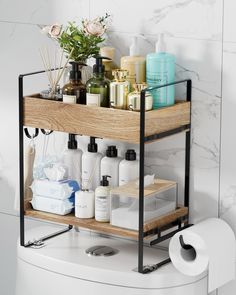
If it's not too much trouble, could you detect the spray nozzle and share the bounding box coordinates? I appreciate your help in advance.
[100,175,111,186]
[93,56,111,73]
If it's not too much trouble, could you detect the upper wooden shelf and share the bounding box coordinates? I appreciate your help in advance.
[111,178,176,198]
[23,95,190,144]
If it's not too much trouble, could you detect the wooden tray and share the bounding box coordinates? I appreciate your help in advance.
[25,206,188,239]
[23,95,190,144]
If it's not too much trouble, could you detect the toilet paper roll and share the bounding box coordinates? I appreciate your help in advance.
[169,218,236,293]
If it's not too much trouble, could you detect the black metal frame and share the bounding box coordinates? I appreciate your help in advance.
[138,79,192,273]
[19,70,191,271]
[19,69,73,247]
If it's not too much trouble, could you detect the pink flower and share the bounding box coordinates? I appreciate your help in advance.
[83,18,106,37]
[49,24,62,39]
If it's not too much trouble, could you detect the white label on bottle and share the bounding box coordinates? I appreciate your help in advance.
[86,93,101,106]
[95,196,110,222]
[63,94,76,104]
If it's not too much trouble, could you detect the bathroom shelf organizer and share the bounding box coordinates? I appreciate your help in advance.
[19,68,192,274]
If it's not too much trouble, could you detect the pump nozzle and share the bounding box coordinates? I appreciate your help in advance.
[88,136,98,153]
[69,61,87,80]
[93,56,111,74]
[155,33,166,53]
[68,133,77,149]
[100,175,111,186]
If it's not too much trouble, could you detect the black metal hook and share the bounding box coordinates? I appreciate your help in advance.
[41,129,53,135]
[179,235,193,250]
[24,128,39,139]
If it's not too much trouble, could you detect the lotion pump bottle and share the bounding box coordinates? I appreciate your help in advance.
[120,36,146,90]
[86,56,111,107]
[82,137,103,191]
[62,134,82,186]
[101,146,122,187]
[146,33,175,108]
[62,62,86,104]
[119,149,139,186]
[95,175,111,222]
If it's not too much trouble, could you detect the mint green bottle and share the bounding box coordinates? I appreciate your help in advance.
[146,34,175,109]
[86,56,111,107]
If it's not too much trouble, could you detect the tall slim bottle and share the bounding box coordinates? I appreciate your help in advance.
[62,134,82,186]
[146,34,175,109]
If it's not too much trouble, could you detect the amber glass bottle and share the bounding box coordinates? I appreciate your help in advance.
[62,62,86,104]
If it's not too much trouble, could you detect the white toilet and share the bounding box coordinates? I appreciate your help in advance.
[15,226,208,295]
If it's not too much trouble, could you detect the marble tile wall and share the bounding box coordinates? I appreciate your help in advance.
[0,0,235,294]
[218,1,236,294]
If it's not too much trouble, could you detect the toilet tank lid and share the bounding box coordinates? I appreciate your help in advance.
[17,226,207,290]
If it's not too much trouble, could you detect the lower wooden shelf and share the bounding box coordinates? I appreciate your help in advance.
[25,206,188,240]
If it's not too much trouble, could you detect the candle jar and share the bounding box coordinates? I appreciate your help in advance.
[127,83,153,111]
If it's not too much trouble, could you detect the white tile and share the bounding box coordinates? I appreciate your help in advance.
[105,33,222,98]
[0,23,52,215]
[90,0,222,40]
[0,0,89,25]
[223,0,236,43]
[220,43,236,217]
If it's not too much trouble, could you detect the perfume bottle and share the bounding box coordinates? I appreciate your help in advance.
[128,83,153,111]
[86,56,111,107]
[62,62,86,104]
[110,69,130,110]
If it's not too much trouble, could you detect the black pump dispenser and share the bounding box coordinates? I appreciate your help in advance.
[88,137,98,153]
[68,134,77,149]
[93,56,111,74]
[100,175,111,186]
[125,149,136,161]
[69,62,86,80]
[106,146,118,157]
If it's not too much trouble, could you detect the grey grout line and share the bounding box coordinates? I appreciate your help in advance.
[0,19,45,26]
[0,210,19,218]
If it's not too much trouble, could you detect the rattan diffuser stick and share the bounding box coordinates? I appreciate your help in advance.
[39,47,74,94]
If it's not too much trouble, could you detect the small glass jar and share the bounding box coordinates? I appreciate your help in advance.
[40,84,62,101]
[127,83,153,111]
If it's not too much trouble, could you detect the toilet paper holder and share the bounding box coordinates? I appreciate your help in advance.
[179,235,193,250]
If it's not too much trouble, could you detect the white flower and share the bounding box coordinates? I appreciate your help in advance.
[48,23,62,39]
[83,18,106,37]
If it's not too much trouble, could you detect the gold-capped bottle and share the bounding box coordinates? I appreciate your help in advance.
[127,83,153,111]
[110,69,130,110]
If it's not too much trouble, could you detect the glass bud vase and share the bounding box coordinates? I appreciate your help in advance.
[63,61,93,85]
